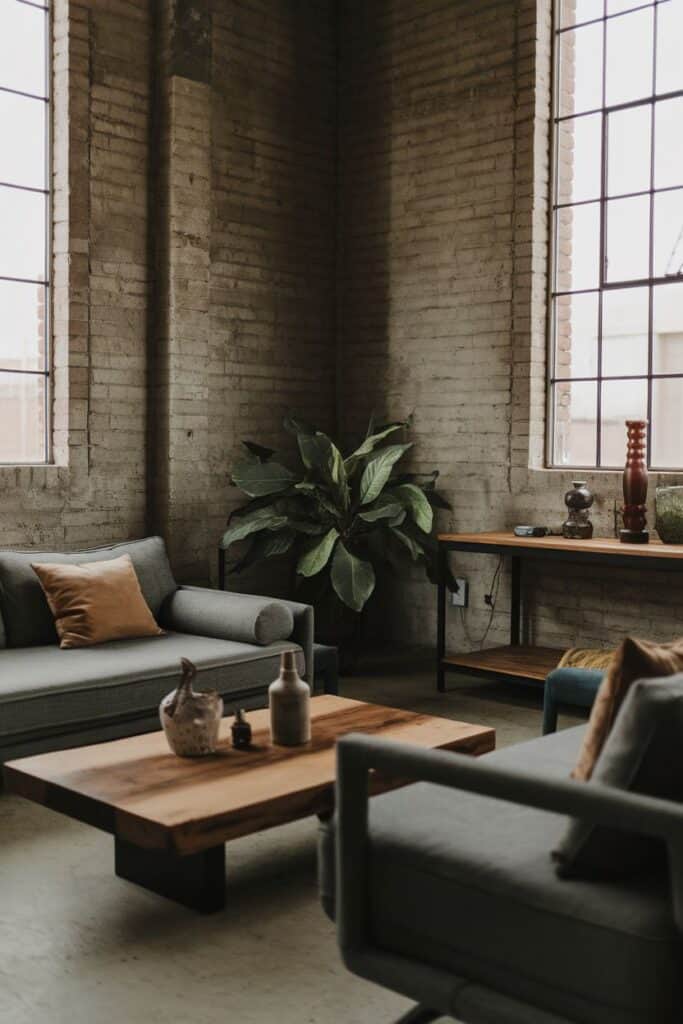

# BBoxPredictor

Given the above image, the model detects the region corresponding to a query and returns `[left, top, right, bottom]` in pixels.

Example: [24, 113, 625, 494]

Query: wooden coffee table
[4, 696, 494, 912]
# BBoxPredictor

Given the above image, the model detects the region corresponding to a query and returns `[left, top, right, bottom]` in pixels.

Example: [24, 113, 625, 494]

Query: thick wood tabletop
[438, 530, 683, 561]
[4, 696, 494, 855]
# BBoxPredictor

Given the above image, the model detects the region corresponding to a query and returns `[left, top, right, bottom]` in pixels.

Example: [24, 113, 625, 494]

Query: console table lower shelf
[442, 645, 565, 684]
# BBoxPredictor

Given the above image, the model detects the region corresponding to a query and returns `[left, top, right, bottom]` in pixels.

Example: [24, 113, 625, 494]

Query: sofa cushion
[555, 674, 683, 879]
[0, 631, 301, 742]
[32, 555, 163, 648]
[162, 587, 294, 646]
[0, 537, 177, 648]
[319, 726, 682, 1024]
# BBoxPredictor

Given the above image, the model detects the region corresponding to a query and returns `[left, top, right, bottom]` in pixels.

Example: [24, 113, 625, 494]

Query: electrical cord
[458, 555, 503, 649]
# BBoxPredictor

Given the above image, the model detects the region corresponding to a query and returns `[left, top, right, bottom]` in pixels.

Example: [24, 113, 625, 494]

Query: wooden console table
[436, 531, 683, 692]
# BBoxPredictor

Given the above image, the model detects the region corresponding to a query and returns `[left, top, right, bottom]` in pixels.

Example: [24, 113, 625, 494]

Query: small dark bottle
[231, 709, 252, 750]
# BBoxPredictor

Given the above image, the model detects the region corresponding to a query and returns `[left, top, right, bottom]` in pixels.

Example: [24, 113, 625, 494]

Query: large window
[548, 0, 683, 469]
[0, 0, 50, 464]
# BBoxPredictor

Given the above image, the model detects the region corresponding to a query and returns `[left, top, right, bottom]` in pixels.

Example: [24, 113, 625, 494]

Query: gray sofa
[0, 536, 313, 762]
[319, 718, 683, 1024]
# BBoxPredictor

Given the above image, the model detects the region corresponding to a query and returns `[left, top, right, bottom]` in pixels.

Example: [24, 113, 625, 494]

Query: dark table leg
[115, 838, 226, 913]
[437, 543, 447, 692]
[510, 555, 521, 645]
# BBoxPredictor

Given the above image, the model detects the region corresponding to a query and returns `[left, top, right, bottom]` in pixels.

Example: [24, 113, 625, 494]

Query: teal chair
[542, 667, 604, 734]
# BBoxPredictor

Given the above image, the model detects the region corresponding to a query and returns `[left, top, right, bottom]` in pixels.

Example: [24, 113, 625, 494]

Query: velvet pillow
[571, 635, 683, 781]
[31, 554, 163, 649]
[554, 674, 683, 879]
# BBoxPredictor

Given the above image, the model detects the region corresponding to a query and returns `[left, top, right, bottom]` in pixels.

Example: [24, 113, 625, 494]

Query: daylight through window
[549, 0, 683, 469]
[0, 0, 50, 464]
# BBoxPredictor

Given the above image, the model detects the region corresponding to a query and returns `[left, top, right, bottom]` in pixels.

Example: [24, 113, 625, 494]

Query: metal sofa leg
[394, 1006, 441, 1024]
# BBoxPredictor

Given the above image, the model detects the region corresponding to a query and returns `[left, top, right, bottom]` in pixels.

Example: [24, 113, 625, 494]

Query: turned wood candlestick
[620, 420, 649, 544]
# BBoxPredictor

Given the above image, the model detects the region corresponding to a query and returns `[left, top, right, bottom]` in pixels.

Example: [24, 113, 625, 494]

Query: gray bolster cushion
[163, 587, 295, 646]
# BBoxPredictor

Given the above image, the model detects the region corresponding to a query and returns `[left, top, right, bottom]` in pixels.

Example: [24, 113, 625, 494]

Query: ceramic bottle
[269, 650, 311, 746]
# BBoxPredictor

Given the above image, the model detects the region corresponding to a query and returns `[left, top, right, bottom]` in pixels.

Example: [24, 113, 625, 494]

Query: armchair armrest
[336, 734, 683, 953]
[160, 586, 314, 680]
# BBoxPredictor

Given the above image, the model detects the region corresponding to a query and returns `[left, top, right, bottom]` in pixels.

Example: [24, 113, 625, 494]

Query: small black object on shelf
[231, 709, 252, 750]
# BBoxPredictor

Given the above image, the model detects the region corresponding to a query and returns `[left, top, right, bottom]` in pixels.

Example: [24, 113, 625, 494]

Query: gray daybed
[0, 536, 313, 762]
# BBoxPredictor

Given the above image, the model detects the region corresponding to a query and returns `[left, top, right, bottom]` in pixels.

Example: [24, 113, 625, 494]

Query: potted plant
[221, 416, 457, 648]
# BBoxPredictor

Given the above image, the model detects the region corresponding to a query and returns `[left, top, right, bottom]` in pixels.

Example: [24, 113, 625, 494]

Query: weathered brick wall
[0, 0, 151, 552]
[0, 0, 336, 590]
[337, 0, 683, 654]
[208, 0, 337, 579]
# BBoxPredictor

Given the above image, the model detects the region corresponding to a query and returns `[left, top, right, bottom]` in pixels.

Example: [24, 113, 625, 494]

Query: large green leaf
[344, 422, 406, 476]
[297, 528, 339, 577]
[242, 440, 275, 462]
[330, 541, 376, 612]
[232, 459, 296, 497]
[229, 528, 296, 573]
[390, 483, 433, 533]
[390, 526, 424, 561]
[284, 415, 316, 437]
[297, 432, 349, 511]
[359, 443, 412, 505]
[358, 493, 404, 523]
[221, 507, 289, 548]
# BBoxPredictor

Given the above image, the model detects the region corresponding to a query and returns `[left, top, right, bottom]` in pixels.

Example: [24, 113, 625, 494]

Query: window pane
[553, 380, 597, 466]
[0, 1, 47, 98]
[600, 378, 648, 466]
[0, 92, 46, 190]
[556, 202, 600, 291]
[652, 378, 683, 467]
[0, 280, 46, 371]
[0, 371, 45, 463]
[654, 189, 683, 278]
[656, 0, 683, 95]
[602, 286, 649, 377]
[554, 292, 599, 378]
[606, 194, 650, 282]
[0, 187, 46, 280]
[605, 7, 654, 107]
[607, 105, 651, 197]
[559, 1, 601, 29]
[558, 22, 603, 117]
[654, 98, 683, 191]
[653, 282, 683, 373]
[608, 0, 653, 12]
[557, 114, 601, 204]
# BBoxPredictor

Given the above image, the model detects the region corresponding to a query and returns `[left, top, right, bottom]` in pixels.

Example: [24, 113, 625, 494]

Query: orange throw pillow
[572, 635, 683, 780]
[31, 554, 163, 649]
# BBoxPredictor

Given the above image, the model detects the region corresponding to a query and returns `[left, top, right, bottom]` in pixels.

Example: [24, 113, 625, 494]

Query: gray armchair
[319, 727, 683, 1024]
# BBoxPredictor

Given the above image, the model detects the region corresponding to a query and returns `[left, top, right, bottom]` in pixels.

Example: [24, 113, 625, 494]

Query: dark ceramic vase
[562, 480, 594, 539]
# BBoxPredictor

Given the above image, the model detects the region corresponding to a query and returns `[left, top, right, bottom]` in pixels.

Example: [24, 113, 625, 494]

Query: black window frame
[547, 0, 683, 471]
[0, 0, 51, 466]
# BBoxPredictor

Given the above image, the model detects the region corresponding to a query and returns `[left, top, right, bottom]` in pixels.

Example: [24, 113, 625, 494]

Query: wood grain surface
[437, 530, 683, 559]
[4, 696, 495, 855]
[443, 645, 564, 681]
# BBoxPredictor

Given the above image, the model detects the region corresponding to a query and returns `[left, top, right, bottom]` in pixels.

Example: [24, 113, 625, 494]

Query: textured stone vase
[159, 658, 223, 757]
[268, 650, 311, 746]
[656, 486, 683, 544]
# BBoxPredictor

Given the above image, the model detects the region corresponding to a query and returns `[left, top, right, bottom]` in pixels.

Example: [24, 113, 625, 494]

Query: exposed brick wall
[337, 0, 683, 654]
[207, 0, 337, 577]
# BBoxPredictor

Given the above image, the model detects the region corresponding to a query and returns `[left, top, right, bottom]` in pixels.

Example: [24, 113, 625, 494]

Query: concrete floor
[0, 655, 584, 1024]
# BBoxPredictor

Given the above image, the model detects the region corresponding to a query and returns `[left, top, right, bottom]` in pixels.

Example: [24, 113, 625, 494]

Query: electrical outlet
[451, 578, 469, 608]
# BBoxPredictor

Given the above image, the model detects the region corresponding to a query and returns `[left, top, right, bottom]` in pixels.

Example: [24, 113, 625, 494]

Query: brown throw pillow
[31, 554, 163, 649]
[572, 635, 683, 780]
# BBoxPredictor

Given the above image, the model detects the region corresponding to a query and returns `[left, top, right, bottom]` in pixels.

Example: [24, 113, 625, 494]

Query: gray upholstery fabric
[319, 726, 683, 1024]
[555, 674, 683, 879]
[0, 606, 5, 649]
[0, 631, 302, 742]
[163, 587, 294, 646]
[0, 536, 177, 648]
